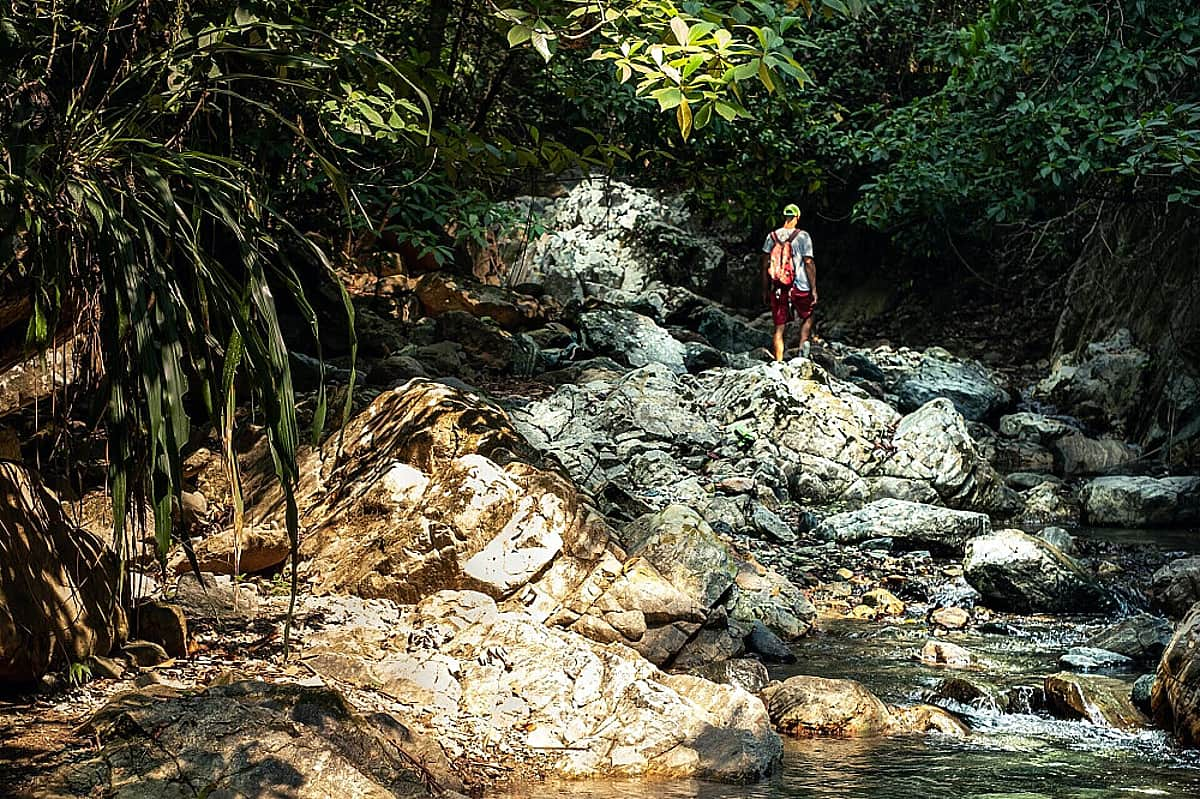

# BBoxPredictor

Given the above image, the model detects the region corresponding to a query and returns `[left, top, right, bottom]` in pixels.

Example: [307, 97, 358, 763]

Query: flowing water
[493, 526, 1200, 798]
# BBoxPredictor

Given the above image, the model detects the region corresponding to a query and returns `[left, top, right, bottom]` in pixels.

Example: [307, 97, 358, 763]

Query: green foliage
[65, 661, 94, 687]
[0, 1, 427, 653]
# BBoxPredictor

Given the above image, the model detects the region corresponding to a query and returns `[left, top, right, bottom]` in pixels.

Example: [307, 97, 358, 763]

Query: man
[761, 203, 817, 362]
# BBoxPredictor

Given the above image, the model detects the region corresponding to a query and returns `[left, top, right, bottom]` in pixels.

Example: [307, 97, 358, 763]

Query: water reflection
[492, 733, 1200, 799]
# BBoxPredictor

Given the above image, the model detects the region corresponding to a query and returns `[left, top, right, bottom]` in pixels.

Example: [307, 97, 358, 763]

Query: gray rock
[726, 563, 816, 641]
[1058, 646, 1135, 672]
[963, 529, 1113, 614]
[999, 412, 1078, 443]
[1020, 480, 1082, 526]
[745, 620, 796, 663]
[893, 353, 1010, 421]
[683, 340, 726, 372]
[814, 499, 991, 553]
[1052, 434, 1139, 476]
[621, 505, 738, 609]
[751, 504, 795, 544]
[1035, 328, 1149, 432]
[696, 306, 772, 354]
[1082, 475, 1200, 527]
[1037, 526, 1077, 555]
[686, 658, 771, 695]
[578, 307, 688, 374]
[1007, 471, 1060, 490]
[1150, 557, 1200, 618]
[1132, 673, 1155, 715]
[882, 399, 1021, 515]
[1085, 614, 1174, 664]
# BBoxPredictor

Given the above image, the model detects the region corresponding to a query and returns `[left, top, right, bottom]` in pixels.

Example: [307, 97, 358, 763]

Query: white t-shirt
[762, 228, 815, 291]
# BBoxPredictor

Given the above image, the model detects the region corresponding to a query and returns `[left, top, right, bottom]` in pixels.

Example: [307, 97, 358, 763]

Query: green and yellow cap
[782, 203, 800, 218]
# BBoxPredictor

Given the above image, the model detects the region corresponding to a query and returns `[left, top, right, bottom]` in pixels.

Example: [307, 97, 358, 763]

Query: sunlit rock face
[0, 462, 127, 683]
[302, 590, 783, 782]
[1154, 602, 1200, 747]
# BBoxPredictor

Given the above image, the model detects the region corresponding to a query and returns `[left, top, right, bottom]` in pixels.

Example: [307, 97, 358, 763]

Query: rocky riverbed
[3, 178, 1200, 798]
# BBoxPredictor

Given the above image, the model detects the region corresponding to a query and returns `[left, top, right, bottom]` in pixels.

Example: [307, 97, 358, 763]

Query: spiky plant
[0, 1, 428, 652]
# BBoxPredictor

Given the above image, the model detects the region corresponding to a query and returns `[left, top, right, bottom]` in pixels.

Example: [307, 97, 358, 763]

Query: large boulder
[1153, 602, 1200, 746]
[762, 675, 968, 738]
[1044, 672, 1147, 729]
[620, 505, 738, 609]
[1034, 328, 1149, 432]
[577, 307, 688, 373]
[893, 353, 1010, 421]
[1, 463, 127, 683]
[29, 680, 453, 798]
[507, 179, 726, 306]
[414, 272, 543, 329]
[1051, 434, 1139, 476]
[1084, 614, 1174, 664]
[303, 591, 782, 782]
[252, 380, 705, 665]
[963, 529, 1113, 614]
[1081, 475, 1200, 527]
[814, 499, 991, 553]
[880, 399, 1020, 515]
[695, 306, 772, 354]
[1150, 556, 1200, 618]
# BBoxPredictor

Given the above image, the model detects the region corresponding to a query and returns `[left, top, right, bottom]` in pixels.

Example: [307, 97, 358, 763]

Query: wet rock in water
[1004, 684, 1047, 714]
[1150, 556, 1200, 618]
[621, 505, 738, 609]
[1044, 672, 1147, 729]
[963, 529, 1113, 614]
[29, 680, 454, 798]
[1132, 674, 1156, 715]
[763, 676, 895, 737]
[892, 352, 1010, 421]
[1153, 602, 1200, 746]
[929, 606, 971, 630]
[686, 658, 771, 695]
[1085, 613, 1174, 664]
[305, 591, 781, 782]
[745, 621, 796, 663]
[881, 399, 1020, 515]
[1036, 525, 1076, 555]
[763, 675, 968, 738]
[928, 676, 1001, 712]
[920, 640, 974, 668]
[1081, 475, 1200, 527]
[1034, 328, 1149, 432]
[0, 463, 127, 683]
[1058, 646, 1134, 672]
[814, 499, 991, 553]
[999, 412, 1078, 444]
[861, 588, 905, 616]
[1052, 433, 1139, 477]
[130, 601, 189, 659]
[578, 307, 688, 374]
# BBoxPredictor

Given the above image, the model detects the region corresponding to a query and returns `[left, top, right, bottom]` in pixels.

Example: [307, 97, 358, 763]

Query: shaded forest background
[2, 0, 1198, 559]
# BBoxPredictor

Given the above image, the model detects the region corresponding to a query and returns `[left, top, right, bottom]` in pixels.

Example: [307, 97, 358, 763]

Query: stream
[493, 526, 1200, 798]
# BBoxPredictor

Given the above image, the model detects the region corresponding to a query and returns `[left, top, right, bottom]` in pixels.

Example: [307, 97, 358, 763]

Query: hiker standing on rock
[761, 203, 817, 362]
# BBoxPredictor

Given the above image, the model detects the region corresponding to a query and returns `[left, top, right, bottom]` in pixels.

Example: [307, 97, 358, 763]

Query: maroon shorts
[770, 286, 814, 326]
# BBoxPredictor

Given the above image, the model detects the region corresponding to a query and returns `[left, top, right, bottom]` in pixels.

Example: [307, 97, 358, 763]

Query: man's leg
[773, 324, 786, 362]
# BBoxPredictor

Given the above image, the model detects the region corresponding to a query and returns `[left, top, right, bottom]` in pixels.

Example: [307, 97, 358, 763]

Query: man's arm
[804, 257, 817, 304]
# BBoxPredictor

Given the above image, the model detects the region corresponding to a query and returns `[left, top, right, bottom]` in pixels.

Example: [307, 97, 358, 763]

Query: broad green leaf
[508, 24, 532, 47]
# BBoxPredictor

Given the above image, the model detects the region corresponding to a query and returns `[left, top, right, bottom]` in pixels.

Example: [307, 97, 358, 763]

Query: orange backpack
[768, 229, 801, 286]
